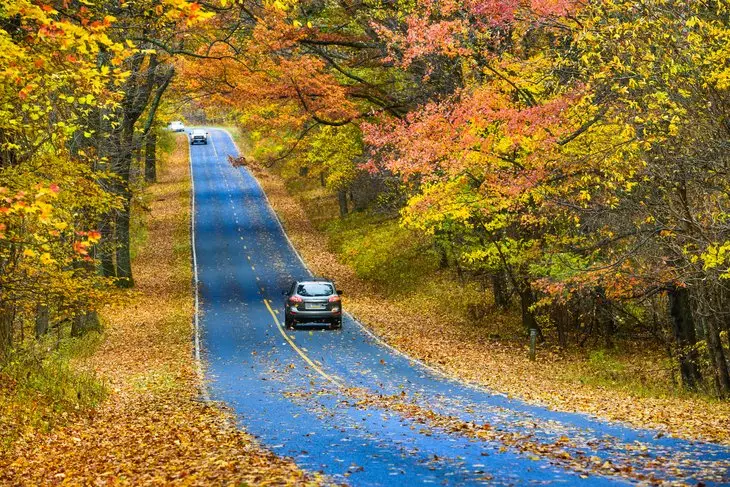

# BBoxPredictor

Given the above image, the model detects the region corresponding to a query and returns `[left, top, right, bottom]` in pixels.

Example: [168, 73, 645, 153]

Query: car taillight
[328, 295, 340, 303]
[289, 296, 303, 304]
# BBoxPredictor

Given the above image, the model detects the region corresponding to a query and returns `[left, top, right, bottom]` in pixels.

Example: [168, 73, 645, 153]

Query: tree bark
[144, 130, 157, 182]
[668, 285, 702, 390]
[337, 189, 349, 217]
[107, 53, 160, 286]
[35, 303, 49, 338]
[71, 311, 100, 337]
[99, 218, 115, 277]
[0, 305, 12, 358]
[491, 272, 509, 309]
[595, 287, 616, 348]
[705, 313, 730, 396]
[115, 195, 134, 288]
[519, 284, 543, 340]
[551, 303, 569, 348]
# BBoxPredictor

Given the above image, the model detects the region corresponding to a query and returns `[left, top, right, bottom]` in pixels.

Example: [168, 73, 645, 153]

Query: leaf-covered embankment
[0, 136, 318, 485]
[244, 154, 730, 447]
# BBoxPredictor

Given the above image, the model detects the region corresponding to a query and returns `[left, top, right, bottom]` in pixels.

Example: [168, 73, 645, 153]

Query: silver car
[169, 121, 185, 132]
[189, 129, 208, 145]
[283, 279, 343, 330]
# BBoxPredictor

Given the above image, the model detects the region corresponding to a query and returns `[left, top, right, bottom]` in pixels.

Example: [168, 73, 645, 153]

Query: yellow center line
[263, 299, 343, 388]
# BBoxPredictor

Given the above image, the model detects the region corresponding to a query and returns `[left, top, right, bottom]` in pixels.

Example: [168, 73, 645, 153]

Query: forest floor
[0, 136, 319, 485]
[243, 153, 730, 447]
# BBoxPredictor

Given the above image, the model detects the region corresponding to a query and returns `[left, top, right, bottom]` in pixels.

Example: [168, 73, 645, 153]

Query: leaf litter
[0, 138, 325, 486]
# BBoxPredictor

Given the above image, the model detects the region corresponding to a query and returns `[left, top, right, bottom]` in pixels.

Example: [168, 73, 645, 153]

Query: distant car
[169, 121, 185, 132]
[283, 279, 343, 330]
[189, 129, 208, 145]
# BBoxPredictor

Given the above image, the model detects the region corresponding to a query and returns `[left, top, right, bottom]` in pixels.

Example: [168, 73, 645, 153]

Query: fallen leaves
[0, 137, 320, 486]
[288, 385, 730, 484]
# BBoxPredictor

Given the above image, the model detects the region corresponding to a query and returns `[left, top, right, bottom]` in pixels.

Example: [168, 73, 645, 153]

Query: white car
[190, 129, 209, 145]
[169, 121, 185, 132]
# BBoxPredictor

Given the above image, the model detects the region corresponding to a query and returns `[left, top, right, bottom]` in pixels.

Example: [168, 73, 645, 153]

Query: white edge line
[218, 128, 503, 398]
[189, 134, 211, 402]
[210, 134, 219, 158]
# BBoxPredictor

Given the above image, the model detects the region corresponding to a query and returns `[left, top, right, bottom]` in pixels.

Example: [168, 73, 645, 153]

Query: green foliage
[306, 125, 362, 191]
[327, 212, 439, 293]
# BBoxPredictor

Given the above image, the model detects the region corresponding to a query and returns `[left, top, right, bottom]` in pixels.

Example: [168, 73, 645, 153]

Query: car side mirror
[337, 290, 343, 295]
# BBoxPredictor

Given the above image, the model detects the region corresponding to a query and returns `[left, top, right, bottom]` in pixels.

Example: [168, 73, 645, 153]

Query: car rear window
[297, 282, 333, 297]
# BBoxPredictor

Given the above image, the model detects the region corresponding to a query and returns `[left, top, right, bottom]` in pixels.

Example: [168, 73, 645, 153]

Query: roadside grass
[0, 331, 106, 453]
[327, 212, 439, 294]
[233, 131, 730, 445]
[0, 134, 319, 485]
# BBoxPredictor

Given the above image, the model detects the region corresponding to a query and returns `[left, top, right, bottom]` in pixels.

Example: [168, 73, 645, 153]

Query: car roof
[296, 278, 334, 284]
[191, 129, 206, 134]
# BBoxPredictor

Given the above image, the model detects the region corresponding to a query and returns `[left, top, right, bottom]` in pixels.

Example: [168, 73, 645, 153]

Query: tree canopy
[3, 0, 730, 397]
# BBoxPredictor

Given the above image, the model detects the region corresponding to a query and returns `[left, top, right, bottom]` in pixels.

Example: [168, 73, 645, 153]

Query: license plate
[305, 302, 326, 310]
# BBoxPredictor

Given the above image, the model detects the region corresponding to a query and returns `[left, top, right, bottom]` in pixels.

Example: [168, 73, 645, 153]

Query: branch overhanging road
[190, 128, 730, 486]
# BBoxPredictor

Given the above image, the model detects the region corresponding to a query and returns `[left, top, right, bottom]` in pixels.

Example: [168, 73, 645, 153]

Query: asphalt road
[190, 128, 730, 486]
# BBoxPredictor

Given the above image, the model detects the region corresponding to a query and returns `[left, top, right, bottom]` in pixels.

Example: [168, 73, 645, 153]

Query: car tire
[330, 318, 342, 330]
[285, 316, 294, 330]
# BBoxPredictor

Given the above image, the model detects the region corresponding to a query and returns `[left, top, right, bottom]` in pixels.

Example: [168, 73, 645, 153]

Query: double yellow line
[263, 299, 343, 388]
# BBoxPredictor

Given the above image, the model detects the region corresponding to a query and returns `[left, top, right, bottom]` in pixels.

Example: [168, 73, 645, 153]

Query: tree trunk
[109, 120, 136, 287]
[99, 219, 116, 277]
[0, 305, 13, 358]
[115, 197, 134, 288]
[519, 284, 543, 340]
[337, 189, 349, 217]
[106, 53, 161, 285]
[71, 311, 100, 337]
[595, 287, 616, 348]
[71, 313, 84, 338]
[435, 242, 448, 269]
[668, 285, 702, 390]
[551, 303, 569, 348]
[491, 272, 509, 309]
[705, 314, 730, 396]
[35, 303, 49, 338]
[86, 311, 101, 333]
[144, 130, 157, 182]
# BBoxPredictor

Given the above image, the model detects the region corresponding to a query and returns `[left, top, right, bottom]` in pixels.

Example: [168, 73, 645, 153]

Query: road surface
[190, 128, 730, 486]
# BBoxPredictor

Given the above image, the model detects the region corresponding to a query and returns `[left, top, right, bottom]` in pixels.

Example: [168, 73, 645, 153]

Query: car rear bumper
[287, 309, 341, 322]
